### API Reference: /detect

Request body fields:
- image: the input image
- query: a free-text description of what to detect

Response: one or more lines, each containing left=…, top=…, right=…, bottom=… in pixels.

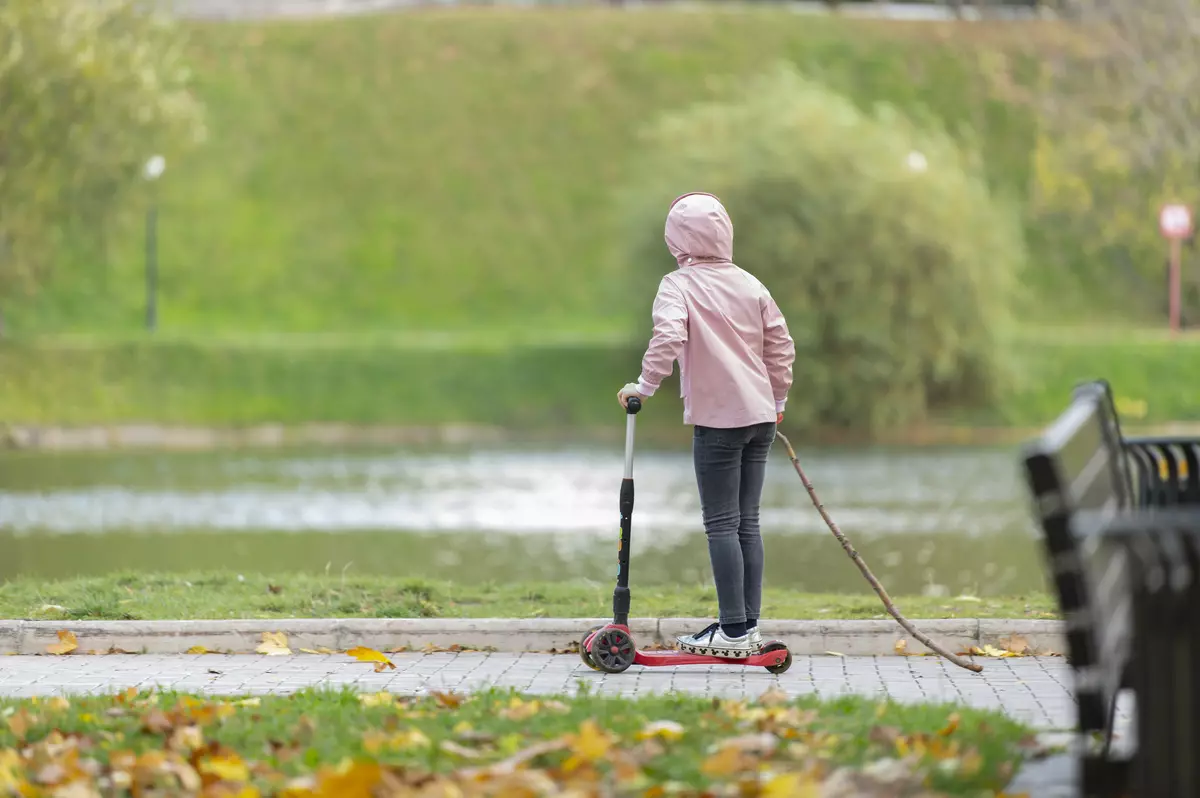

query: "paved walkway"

left=0, top=653, right=1120, bottom=732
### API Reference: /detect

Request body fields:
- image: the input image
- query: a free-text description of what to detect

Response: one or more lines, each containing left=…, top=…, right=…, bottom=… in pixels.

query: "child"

left=618, top=192, right=795, bottom=657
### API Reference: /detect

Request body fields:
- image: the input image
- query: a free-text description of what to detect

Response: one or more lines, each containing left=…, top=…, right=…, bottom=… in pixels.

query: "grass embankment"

left=0, top=572, right=1059, bottom=621
left=2, top=331, right=1198, bottom=434
left=14, top=9, right=1046, bottom=336
left=0, top=688, right=1033, bottom=796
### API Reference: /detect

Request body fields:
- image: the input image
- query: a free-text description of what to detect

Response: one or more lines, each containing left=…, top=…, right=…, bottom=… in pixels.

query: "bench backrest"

left=1021, top=379, right=1135, bottom=734
left=1125, top=436, right=1200, bottom=507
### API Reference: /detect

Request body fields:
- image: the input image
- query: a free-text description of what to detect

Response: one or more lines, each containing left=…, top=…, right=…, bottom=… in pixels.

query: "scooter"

left=579, top=396, right=793, bottom=675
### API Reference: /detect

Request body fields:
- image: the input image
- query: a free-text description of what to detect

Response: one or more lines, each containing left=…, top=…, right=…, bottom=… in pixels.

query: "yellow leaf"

left=234, top=698, right=261, bottom=707
left=47, top=630, right=78, bottom=656
left=700, top=745, right=745, bottom=778
left=636, top=720, right=685, bottom=742
left=938, top=713, right=961, bottom=737
left=346, top=646, right=395, bottom=672
left=356, top=692, right=394, bottom=708
left=300, top=647, right=336, bottom=655
left=568, top=719, right=613, bottom=763
left=46, top=696, right=70, bottom=713
left=186, top=646, right=209, bottom=655
left=256, top=632, right=291, bottom=656
left=199, top=753, right=250, bottom=783
left=763, top=772, right=820, bottom=798
left=894, top=639, right=908, bottom=655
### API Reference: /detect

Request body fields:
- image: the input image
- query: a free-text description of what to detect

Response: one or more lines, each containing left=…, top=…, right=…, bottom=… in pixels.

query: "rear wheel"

left=761, top=641, right=792, bottom=675
left=579, top=625, right=604, bottom=672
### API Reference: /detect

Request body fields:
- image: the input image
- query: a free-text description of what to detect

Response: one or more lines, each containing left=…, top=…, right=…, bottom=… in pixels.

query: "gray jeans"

left=692, top=421, right=776, bottom=626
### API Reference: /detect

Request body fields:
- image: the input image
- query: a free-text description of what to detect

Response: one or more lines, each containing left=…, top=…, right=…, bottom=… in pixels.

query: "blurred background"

left=1, top=0, right=1197, bottom=601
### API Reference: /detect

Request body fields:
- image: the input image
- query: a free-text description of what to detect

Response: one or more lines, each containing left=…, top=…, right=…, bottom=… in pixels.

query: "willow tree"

left=0, top=0, right=204, bottom=335
left=623, top=66, right=1026, bottom=435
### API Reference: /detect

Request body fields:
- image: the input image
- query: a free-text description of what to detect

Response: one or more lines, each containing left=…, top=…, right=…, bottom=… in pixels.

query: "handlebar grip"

left=626, top=396, right=642, bottom=415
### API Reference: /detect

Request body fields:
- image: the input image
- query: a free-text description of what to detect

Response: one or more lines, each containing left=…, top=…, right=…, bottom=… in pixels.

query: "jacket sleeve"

left=761, top=291, right=795, bottom=412
left=635, top=277, right=688, bottom=397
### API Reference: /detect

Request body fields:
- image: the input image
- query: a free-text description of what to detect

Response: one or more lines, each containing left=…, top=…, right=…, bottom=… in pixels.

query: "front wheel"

left=588, top=627, right=636, bottom=674
left=761, top=641, right=793, bottom=675
left=579, top=625, right=604, bottom=672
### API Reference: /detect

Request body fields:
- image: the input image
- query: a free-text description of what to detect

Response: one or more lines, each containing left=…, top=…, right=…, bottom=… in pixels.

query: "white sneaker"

left=748, top=627, right=763, bottom=650
left=675, top=622, right=756, bottom=658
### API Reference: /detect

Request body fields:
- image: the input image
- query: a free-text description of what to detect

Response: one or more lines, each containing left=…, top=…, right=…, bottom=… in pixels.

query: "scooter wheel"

left=588, top=627, right=636, bottom=674
left=579, top=625, right=604, bottom=672
left=761, top=641, right=793, bottom=675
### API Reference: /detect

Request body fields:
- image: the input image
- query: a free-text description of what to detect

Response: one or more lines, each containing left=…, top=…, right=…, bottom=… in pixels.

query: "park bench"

left=1021, top=379, right=1200, bottom=798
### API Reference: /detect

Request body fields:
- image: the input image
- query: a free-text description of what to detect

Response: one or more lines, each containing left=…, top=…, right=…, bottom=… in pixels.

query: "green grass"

left=2, top=330, right=1198, bottom=433
left=14, top=9, right=1056, bottom=337
left=0, top=572, right=1059, bottom=621
left=0, top=688, right=1033, bottom=796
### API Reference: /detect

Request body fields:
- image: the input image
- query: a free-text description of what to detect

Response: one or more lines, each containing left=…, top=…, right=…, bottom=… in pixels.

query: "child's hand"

left=618, top=383, right=645, bottom=409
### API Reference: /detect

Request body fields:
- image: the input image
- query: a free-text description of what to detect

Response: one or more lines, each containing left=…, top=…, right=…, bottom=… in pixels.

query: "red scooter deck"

left=581, top=625, right=790, bottom=671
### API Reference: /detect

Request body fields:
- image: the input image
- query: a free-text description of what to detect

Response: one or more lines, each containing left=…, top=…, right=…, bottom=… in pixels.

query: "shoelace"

left=692, top=622, right=720, bottom=643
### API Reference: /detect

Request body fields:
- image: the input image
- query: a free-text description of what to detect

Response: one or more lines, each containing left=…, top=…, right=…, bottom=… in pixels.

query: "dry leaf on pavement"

left=46, top=630, right=78, bottom=656
left=256, top=632, right=291, bottom=656
left=346, top=646, right=395, bottom=672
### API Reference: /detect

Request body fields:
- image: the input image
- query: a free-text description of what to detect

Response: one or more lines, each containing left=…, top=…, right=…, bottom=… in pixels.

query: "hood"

left=665, top=192, right=733, bottom=267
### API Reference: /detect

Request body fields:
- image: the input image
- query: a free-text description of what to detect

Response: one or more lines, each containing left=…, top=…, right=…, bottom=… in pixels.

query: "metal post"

left=145, top=202, right=158, bottom=333
left=1170, top=236, right=1182, bottom=335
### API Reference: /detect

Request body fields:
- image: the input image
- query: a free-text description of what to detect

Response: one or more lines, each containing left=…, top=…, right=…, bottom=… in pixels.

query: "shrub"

left=621, top=65, right=1027, bottom=434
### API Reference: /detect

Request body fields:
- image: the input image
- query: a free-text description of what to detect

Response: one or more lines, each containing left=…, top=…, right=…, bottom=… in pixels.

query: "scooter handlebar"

left=625, top=396, right=642, bottom=415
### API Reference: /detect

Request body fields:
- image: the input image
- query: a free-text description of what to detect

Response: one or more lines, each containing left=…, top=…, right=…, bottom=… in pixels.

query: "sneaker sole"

left=677, top=642, right=755, bottom=658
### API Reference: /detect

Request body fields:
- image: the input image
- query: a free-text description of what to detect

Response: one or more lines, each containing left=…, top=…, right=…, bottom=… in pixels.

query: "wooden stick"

left=775, top=431, right=983, bottom=674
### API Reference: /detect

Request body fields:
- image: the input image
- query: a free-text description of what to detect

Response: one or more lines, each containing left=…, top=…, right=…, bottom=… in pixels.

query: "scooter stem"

left=613, top=397, right=641, bottom=626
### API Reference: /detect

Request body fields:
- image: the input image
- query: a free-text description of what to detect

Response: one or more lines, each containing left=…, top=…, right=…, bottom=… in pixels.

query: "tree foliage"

left=0, top=0, right=204, bottom=329
left=1033, top=0, right=1200, bottom=314
left=623, top=65, right=1026, bottom=434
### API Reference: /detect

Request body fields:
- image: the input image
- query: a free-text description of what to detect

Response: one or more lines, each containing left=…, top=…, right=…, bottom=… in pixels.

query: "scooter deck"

left=582, top=627, right=789, bottom=669
left=633, top=648, right=789, bottom=668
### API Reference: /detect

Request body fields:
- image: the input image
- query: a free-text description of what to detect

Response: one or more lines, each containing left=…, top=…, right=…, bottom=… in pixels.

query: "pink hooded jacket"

left=633, top=193, right=796, bottom=429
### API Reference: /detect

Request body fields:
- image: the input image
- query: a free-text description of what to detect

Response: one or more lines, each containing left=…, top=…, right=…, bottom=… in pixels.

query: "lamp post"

left=143, top=155, right=165, bottom=332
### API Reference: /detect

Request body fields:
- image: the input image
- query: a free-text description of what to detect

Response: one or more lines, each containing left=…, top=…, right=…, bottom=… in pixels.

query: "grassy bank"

left=2, top=330, right=1198, bottom=432
left=0, top=688, right=1033, bottom=797
left=14, top=8, right=1060, bottom=337
left=0, top=572, right=1059, bottom=621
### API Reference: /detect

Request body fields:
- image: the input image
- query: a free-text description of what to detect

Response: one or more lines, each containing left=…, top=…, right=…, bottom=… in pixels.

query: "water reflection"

left=0, top=443, right=1044, bottom=593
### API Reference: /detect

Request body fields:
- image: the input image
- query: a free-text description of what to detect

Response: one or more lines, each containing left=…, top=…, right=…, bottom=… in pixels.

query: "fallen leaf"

left=636, top=720, right=685, bottom=742
left=439, top=740, right=483, bottom=759
left=894, top=639, right=909, bottom=655
left=267, top=584, right=283, bottom=594
left=565, top=719, right=613, bottom=766
left=6, top=708, right=31, bottom=740
left=47, top=630, right=78, bottom=656
left=255, top=632, right=291, bottom=656
left=432, top=691, right=464, bottom=709
left=939, top=713, right=962, bottom=737
left=763, top=772, right=821, bottom=798
left=299, top=647, right=336, bottom=655
left=186, top=646, right=209, bottom=655
left=199, top=753, right=250, bottom=783
left=346, top=646, right=395, bottom=672
left=758, top=686, right=790, bottom=707
left=825, top=650, right=845, bottom=657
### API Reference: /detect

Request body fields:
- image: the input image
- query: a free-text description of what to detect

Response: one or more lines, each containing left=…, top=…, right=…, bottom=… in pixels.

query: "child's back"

left=635, top=193, right=794, bottom=428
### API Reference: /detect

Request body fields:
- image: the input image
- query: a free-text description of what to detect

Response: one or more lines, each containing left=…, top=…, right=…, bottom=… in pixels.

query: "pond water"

left=0, top=442, right=1046, bottom=595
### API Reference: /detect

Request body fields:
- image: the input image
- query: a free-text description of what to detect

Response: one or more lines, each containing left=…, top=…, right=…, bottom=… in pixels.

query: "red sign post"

left=1160, top=203, right=1193, bottom=334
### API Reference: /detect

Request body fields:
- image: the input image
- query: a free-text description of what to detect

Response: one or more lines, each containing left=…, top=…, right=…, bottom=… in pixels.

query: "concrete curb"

left=0, top=618, right=1067, bottom=657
